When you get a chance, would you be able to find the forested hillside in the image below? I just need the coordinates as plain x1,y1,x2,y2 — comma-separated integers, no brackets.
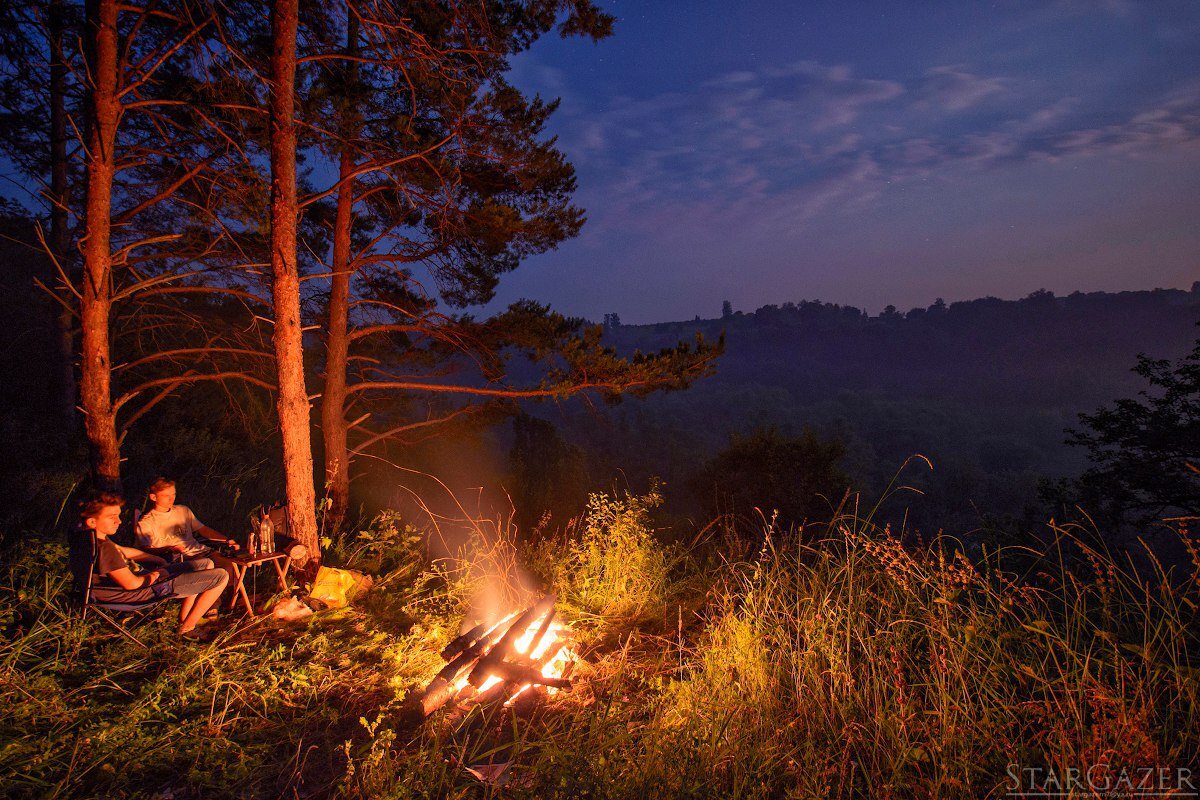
520,287,1200,538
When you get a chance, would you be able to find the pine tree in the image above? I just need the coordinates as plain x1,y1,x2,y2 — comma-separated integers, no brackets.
305,1,720,529
266,0,320,568
55,0,271,489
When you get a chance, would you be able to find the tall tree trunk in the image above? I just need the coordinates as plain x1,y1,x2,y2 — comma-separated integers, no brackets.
80,0,120,490
49,0,77,429
321,11,359,532
322,144,353,531
269,0,319,570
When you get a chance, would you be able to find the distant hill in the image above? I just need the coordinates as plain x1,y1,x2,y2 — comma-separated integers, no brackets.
536,286,1200,535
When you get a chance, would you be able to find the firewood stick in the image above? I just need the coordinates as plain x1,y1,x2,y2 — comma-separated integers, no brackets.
525,633,573,689
467,594,556,688
419,675,462,717
418,614,516,716
441,613,515,677
526,608,557,660
275,534,307,562
473,677,520,710
440,621,487,661
470,634,573,713
486,660,572,689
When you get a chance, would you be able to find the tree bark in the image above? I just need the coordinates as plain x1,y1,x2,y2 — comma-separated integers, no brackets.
80,0,121,490
320,11,359,532
269,0,319,571
321,143,353,530
48,0,77,429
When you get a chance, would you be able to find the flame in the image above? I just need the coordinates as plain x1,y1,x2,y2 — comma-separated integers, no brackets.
451,612,576,701
508,616,575,703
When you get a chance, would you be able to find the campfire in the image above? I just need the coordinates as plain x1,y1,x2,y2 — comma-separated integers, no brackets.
416,594,576,717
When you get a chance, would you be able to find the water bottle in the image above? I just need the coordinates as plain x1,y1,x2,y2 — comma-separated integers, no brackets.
259,512,274,555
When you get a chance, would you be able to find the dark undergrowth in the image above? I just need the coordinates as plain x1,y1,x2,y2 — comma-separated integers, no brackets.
1,488,1198,799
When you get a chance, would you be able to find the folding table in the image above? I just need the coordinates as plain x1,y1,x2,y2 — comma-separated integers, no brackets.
227,551,291,616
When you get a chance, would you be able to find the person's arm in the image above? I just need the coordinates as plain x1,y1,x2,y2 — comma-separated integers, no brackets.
197,524,239,551
117,543,168,567
105,563,170,591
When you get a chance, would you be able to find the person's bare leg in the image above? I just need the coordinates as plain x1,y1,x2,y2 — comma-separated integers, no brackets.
206,552,238,609
179,595,197,623
179,575,230,633
207,551,237,586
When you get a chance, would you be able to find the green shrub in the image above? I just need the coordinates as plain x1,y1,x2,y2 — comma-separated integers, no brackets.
333,510,426,579
544,485,676,625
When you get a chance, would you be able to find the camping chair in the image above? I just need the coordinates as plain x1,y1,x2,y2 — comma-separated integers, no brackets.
67,528,170,649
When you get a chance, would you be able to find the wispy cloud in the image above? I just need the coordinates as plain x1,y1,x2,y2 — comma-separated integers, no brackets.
919,65,1010,112
758,61,904,129
550,59,1200,237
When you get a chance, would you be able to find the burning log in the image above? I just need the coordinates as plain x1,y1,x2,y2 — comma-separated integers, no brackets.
467,593,557,689
420,615,517,716
528,608,557,657
440,620,488,661
468,640,575,718
484,659,571,690
413,595,574,719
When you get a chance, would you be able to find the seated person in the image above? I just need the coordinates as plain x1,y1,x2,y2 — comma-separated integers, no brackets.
136,477,239,586
81,491,228,638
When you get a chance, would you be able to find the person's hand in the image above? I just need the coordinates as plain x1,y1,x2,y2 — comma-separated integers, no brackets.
172,543,187,553
226,538,240,551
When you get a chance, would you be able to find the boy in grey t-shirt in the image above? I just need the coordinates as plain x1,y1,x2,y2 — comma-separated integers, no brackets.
82,490,227,637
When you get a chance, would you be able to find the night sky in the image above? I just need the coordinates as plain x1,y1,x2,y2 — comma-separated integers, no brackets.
487,0,1200,323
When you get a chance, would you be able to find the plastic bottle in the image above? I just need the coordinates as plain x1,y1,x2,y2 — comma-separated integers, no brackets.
259,512,274,555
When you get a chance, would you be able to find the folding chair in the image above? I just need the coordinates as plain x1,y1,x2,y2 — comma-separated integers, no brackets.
67,528,170,649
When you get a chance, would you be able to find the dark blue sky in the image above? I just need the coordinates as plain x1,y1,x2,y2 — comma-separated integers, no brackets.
485,0,1200,323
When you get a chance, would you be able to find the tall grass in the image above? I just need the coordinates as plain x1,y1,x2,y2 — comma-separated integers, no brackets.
1,494,1196,799
635,516,1200,798
537,485,682,628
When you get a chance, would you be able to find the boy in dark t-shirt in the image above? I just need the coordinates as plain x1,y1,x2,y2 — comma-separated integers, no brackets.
81,492,229,638
92,533,160,603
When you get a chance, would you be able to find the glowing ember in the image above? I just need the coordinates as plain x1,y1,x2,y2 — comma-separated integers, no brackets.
503,615,575,703
415,595,576,718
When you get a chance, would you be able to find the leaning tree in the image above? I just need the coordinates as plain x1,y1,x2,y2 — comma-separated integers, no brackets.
302,0,721,530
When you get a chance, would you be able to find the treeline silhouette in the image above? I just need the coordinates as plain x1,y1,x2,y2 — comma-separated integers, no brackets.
2,188,1196,552
515,286,1200,541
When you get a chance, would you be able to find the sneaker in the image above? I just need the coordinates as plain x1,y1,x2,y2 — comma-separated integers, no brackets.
180,627,217,642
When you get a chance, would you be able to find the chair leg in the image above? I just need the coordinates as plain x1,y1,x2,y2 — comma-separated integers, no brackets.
89,606,150,649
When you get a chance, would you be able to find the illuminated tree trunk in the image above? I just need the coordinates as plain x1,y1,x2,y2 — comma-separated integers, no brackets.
321,144,353,530
48,0,77,428
80,0,120,490
269,0,319,570
321,12,358,532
